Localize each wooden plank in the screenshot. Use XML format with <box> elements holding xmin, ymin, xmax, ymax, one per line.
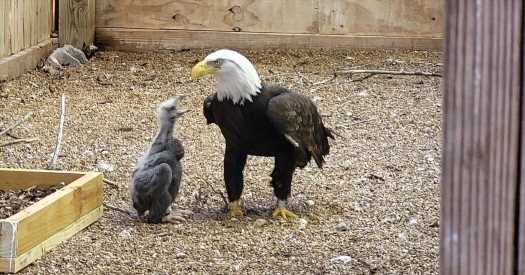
<box><xmin>59</xmin><ymin>0</ymin><xmax>96</xmax><ymax>49</ymax></box>
<box><xmin>0</xmin><ymin>220</ymin><xmax>16</xmax><ymax>262</ymax></box>
<box><xmin>0</xmin><ymin>39</ymin><xmax>53</xmax><ymax>82</ymax></box>
<box><xmin>0</xmin><ymin>1</ymin><xmax>5</xmax><ymax>58</ymax></box>
<box><xmin>10</xmin><ymin>172</ymin><xmax>102</xmax><ymax>256</ymax></box>
<box><xmin>0</xmin><ymin>168</ymin><xmax>85</xmax><ymax>190</ymax></box>
<box><xmin>95</xmin><ymin>28</ymin><xmax>443</xmax><ymax>51</ymax></box>
<box><xmin>319</xmin><ymin>0</ymin><xmax>443</xmax><ymax>37</ymax></box>
<box><xmin>441</xmin><ymin>0</ymin><xmax>523</xmax><ymax>274</ymax></box>
<box><xmin>96</xmin><ymin>0</ymin><xmax>319</xmax><ymax>34</ymax></box>
<box><xmin>9</xmin><ymin>206</ymin><xmax>103</xmax><ymax>273</ymax></box>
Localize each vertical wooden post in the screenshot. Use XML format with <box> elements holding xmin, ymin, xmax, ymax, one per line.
<box><xmin>442</xmin><ymin>0</ymin><xmax>523</xmax><ymax>274</ymax></box>
<box><xmin>58</xmin><ymin>0</ymin><xmax>95</xmax><ymax>50</ymax></box>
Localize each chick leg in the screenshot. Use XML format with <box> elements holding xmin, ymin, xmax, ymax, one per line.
<box><xmin>224</xmin><ymin>147</ymin><xmax>247</xmax><ymax>218</ymax></box>
<box><xmin>271</xmin><ymin>152</ymin><xmax>298</xmax><ymax>220</ymax></box>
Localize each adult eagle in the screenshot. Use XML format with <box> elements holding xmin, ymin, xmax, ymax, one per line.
<box><xmin>191</xmin><ymin>49</ymin><xmax>334</xmax><ymax>219</ymax></box>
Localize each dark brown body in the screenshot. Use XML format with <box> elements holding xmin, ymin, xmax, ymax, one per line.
<box><xmin>203</xmin><ymin>85</ymin><xmax>334</xmax><ymax>202</ymax></box>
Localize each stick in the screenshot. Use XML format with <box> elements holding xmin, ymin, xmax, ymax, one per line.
<box><xmin>103</xmin><ymin>202</ymin><xmax>133</xmax><ymax>216</ymax></box>
<box><xmin>337</xmin><ymin>69</ymin><xmax>442</xmax><ymax>77</ymax></box>
<box><xmin>312</xmin><ymin>73</ymin><xmax>337</xmax><ymax>86</ymax></box>
<box><xmin>0</xmin><ymin>138</ymin><xmax>38</xmax><ymax>147</ymax></box>
<box><xmin>48</xmin><ymin>95</ymin><xmax>66</xmax><ymax>170</ymax></box>
<box><xmin>351</xmin><ymin>118</ymin><xmax>379</xmax><ymax>126</ymax></box>
<box><xmin>0</xmin><ymin>112</ymin><xmax>33</xmax><ymax>137</ymax></box>
<box><xmin>103</xmin><ymin>178</ymin><xmax>119</xmax><ymax>189</ymax></box>
<box><xmin>184</xmin><ymin>171</ymin><xmax>228</xmax><ymax>209</ymax></box>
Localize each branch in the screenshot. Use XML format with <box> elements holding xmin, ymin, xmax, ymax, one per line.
<box><xmin>103</xmin><ymin>178</ymin><xmax>120</xmax><ymax>189</ymax></box>
<box><xmin>48</xmin><ymin>95</ymin><xmax>66</xmax><ymax>170</ymax></box>
<box><xmin>0</xmin><ymin>112</ymin><xmax>33</xmax><ymax>137</ymax></box>
<box><xmin>0</xmin><ymin>138</ymin><xmax>38</xmax><ymax>147</ymax></box>
<box><xmin>184</xmin><ymin>171</ymin><xmax>228</xmax><ymax>210</ymax></box>
<box><xmin>103</xmin><ymin>202</ymin><xmax>133</xmax><ymax>216</ymax></box>
<box><xmin>337</xmin><ymin>69</ymin><xmax>442</xmax><ymax>77</ymax></box>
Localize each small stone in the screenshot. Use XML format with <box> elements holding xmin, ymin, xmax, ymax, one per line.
<box><xmin>305</xmin><ymin>200</ymin><xmax>315</xmax><ymax>207</ymax></box>
<box><xmin>254</xmin><ymin>218</ymin><xmax>267</xmax><ymax>227</ymax></box>
<box><xmin>298</xmin><ymin>218</ymin><xmax>308</xmax><ymax>230</ymax></box>
<box><xmin>175</xmin><ymin>252</ymin><xmax>186</xmax><ymax>259</ymax></box>
<box><xmin>409</xmin><ymin>217</ymin><xmax>418</xmax><ymax>225</ymax></box>
<box><xmin>230</xmin><ymin>217</ymin><xmax>239</xmax><ymax>222</ymax></box>
<box><xmin>357</xmin><ymin>91</ymin><xmax>368</xmax><ymax>97</ymax></box>
<box><xmin>330</xmin><ymin>255</ymin><xmax>352</xmax><ymax>264</ymax></box>
<box><xmin>399</xmin><ymin>232</ymin><xmax>408</xmax><ymax>241</ymax></box>
<box><xmin>118</xmin><ymin>229</ymin><xmax>132</xmax><ymax>239</ymax></box>
<box><xmin>335</xmin><ymin>222</ymin><xmax>349</xmax><ymax>232</ymax></box>
<box><xmin>96</xmin><ymin>160</ymin><xmax>114</xmax><ymax>172</ymax></box>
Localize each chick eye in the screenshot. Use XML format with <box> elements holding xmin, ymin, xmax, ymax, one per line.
<box><xmin>215</xmin><ymin>59</ymin><xmax>223</xmax><ymax>66</ymax></box>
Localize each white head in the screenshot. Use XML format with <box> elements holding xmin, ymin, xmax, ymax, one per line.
<box><xmin>191</xmin><ymin>49</ymin><xmax>262</xmax><ymax>104</ymax></box>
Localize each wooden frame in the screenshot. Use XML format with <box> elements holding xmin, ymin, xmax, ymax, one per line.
<box><xmin>0</xmin><ymin>168</ymin><xmax>104</xmax><ymax>273</ymax></box>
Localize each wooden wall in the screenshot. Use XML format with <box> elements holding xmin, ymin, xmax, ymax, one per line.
<box><xmin>95</xmin><ymin>0</ymin><xmax>444</xmax><ymax>51</ymax></box>
<box><xmin>0</xmin><ymin>0</ymin><xmax>52</xmax><ymax>58</ymax></box>
<box><xmin>441</xmin><ymin>0</ymin><xmax>524</xmax><ymax>274</ymax></box>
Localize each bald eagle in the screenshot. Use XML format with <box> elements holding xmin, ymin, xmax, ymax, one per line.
<box><xmin>191</xmin><ymin>49</ymin><xmax>334</xmax><ymax>219</ymax></box>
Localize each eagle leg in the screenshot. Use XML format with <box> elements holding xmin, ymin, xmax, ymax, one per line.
<box><xmin>228</xmin><ymin>200</ymin><xmax>243</xmax><ymax>218</ymax></box>
<box><xmin>273</xmin><ymin>205</ymin><xmax>298</xmax><ymax>220</ymax></box>
<box><xmin>271</xmin><ymin>153</ymin><xmax>298</xmax><ymax>220</ymax></box>
<box><xmin>224</xmin><ymin>147</ymin><xmax>247</xmax><ymax>218</ymax></box>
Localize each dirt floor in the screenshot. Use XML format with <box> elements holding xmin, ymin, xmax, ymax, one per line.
<box><xmin>0</xmin><ymin>183</ymin><xmax>64</xmax><ymax>219</ymax></box>
<box><xmin>0</xmin><ymin>48</ymin><xmax>442</xmax><ymax>274</ymax></box>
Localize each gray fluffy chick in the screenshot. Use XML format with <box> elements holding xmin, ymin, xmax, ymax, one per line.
<box><xmin>129</xmin><ymin>96</ymin><xmax>188</xmax><ymax>223</ymax></box>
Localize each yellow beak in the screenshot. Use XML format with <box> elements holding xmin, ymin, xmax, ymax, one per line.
<box><xmin>191</xmin><ymin>61</ymin><xmax>215</xmax><ymax>79</ymax></box>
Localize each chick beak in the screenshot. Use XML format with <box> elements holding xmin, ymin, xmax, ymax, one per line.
<box><xmin>191</xmin><ymin>61</ymin><xmax>215</xmax><ymax>79</ymax></box>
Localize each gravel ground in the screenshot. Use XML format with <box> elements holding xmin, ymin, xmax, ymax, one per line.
<box><xmin>0</xmin><ymin>48</ymin><xmax>442</xmax><ymax>274</ymax></box>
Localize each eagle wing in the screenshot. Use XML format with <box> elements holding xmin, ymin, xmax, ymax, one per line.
<box><xmin>266</xmin><ymin>92</ymin><xmax>334</xmax><ymax>168</ymax></box>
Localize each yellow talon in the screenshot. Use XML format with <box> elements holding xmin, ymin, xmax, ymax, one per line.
<box><xmin>272</xmin><ymin>207</ymin><xmax>298</xmax><ymax>220</ymax></box>
<box><xmin>228</xmin><ymin>200</ymin><xmax>243</xmax><ymax>218</ymax></box>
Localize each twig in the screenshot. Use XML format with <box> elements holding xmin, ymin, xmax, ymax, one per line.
<box><xmin>351</xmin><ymin>118</ymin><xmax>379</xmax><ymax>126</ymax></box>
<box><xmin>0</xmin><ymin>112</ymin><xmax>33</xmax><ymax>137</ymax></box>
<box><xmin>103</xmin><ymin>178</ymin><xmax>120</xmax><ymax>189</ymax></box>
<box><xmin>103</xmin><ymin>202</ymin><xmax>133</xmax><ymax>216</ymax></box>
<box><xmin>184</xmin><ymin>171</ymin><xmax>228</xmax><ymax>209</ymax></box>
<box><xmin>338</xmin><ymin>69</ymin><xmax>442</xmax><ymax>77</ymax></box>
<box><xmin>48</xmin><ymin>95</ymin><xmax>66</xmax><ymax>170</ymax></box>
<box><xmin>312</xmin><ymin>73</ymin><xmax>337</xmax><ymax>86</ymax></box>
<box><xmin>0</xmin><ymin>138</ymin><xmax>38</xmax><ymax>147</ymax></box>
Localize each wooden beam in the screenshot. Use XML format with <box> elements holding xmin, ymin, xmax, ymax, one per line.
<box><xmin>0</xmin><ymin>39</ymin><xmax>53</xmax><ymax>82</ymax></box>
<box><xmin>0</xmin><ymin>168</ymin><xmax>85</xmax><ymax>190</ymax></box>
<box><xmin>95</xmin><ymin>28</ymin><xmax>443</xmax><ymax>51</ymax></box>
<box><xmin>59</xmin><ymin>0</ymin><xmax>95</xmax><ymax>50</ymax></box>
<box><xmin>441</xmin><ymin>0</ymin><xmax>523</xmax><ymax>274</ymax></box>
<box><xmin>8</xmin><ymin>172</ymin><xmax>103</xmax><ymax>256</ymax></box>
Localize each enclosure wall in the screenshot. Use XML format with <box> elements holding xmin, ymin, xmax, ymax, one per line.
<box><xmin>0</xmin><ymin>0</ymin><xmax>52</xmax><ymax>58</ymax></box>
<box><xmin>95</xmin><ymin>0</ymin><xmax>444</xmax><ymax>51</ymax></box>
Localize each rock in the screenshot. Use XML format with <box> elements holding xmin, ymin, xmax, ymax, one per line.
<box><xmin>399</xmin><ymin>232</ymin><xmax>408</xmax><ymax>241</ymax></box>
<box><xmin>305</xmin><ymin>200</ymin><xmax>315</xmax><ymax>207</ymax></box>
<box><xmin>254</xmin><ymin>218</ymin><xmax>267</xmax><ymax>227</ymax></box>
<box><xmin>330</xmin><ymin>255</ymin><xmax>352</xmax><ymax>264</ymax></box>
<box><xmin>96</xmin><ymin>160</ymin><xmax>114</xmax><ymax>172</ymax></box>
<box><xmin>175</xmin><ymin>252</ymin><xmax>186</xmax><ymax>259</ymax></box>
<box><xmin>44</xmin><ymin>45</ymin><xmax>88</xmax><ymax>70</ymax></box>
<box><xmin>335</xmin><ymin>221</ymin><xmax>350</xmax><ymax>232</ymax></box>
<box><xmin>357</xmin><ymin>91</ymin><xmax>369</xmax><ymax>97</ymax></box>
<box><xmin>118</xmin><ymin>229</ymin><xmax>132</xmax><ymax>239</ymax></box>
<box><xmin>409</xmin><ymin>217</ymin><xmax>418</xmax><ymax>225</ymax></box>
<box><xmin>297</xmin><ymin>218</ymin><xmax>308</xmax><ymax>230</ymax></box>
